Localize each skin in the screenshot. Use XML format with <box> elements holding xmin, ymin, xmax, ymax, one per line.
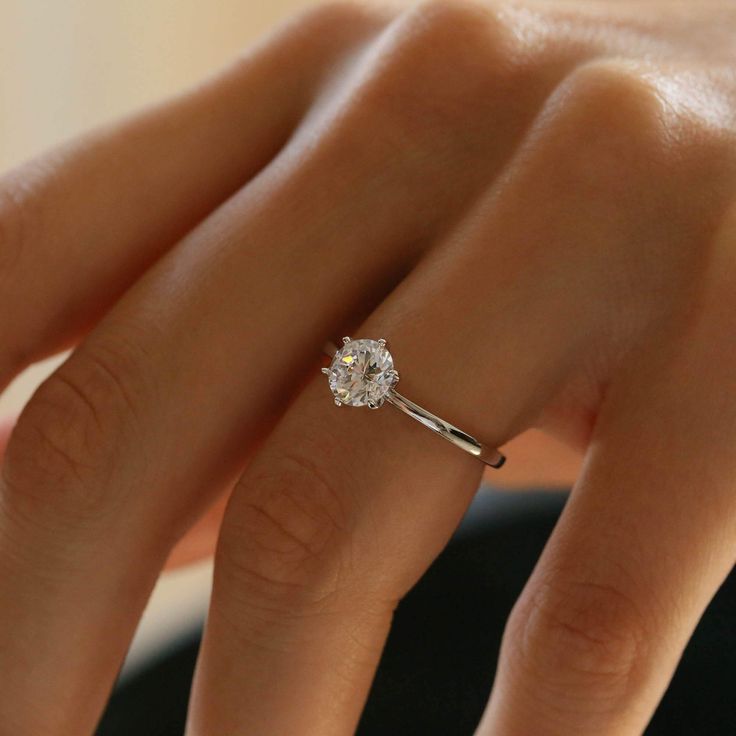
<box><xmin>0</xmin><ymin>0</ymin><xmax>735</xmax><ymax>733</ymax></box>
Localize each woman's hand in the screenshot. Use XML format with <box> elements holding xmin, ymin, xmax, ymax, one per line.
<box><xmin>1</xmin><ymin>1</ymin><xmax>735</xmax><ymax>733</ymax></box>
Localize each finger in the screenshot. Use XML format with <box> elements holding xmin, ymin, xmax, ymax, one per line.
<box><xmin>0</xmin><ymin>4</ymin><xmax>357</xmax><ymax>388</ymax></box>
<box><xmin>8</xmin><ymin>413</ymin><xmax>219</xmax><ymax>574</ymax></box>
<box><xmin>480</xmin><ymin>266</ymin><xmax>736</xmax><ymax>735</ymax></box>
<box><xmin>188</xmin><ymin>325</ymin><xmax>483</xmax><ymax>733</ymax></box>
<box><xmin>0</xmin><ymin>7</ymin><xmax>397</xmax><ymax>732</ymax></box>
<box><xmin>186</xmin><ymin>172</ymin><xmax>601</xmax><ymax>734</ymax></box>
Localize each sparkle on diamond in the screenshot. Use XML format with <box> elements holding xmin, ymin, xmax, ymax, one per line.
<box><xmin>328</xmin><ymin>338</ymin><xmax>397</xmax><ymax>407</ymax></box>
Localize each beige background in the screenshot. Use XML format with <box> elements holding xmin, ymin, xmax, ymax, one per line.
<box><xmin>0</xmin><ymin>0</ymin><xmax>317</xmax><ymax>168</ymax></box>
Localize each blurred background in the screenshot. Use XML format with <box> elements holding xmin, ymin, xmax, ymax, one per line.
<box><xmin>0</xmin><ymin>0</ymin><xmax>317</xmax><ymax>168</ymax></box>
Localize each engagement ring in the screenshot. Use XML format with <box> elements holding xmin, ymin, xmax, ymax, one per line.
<box><xmin>322</xmin><ymin>337</ymin><xmax>505</xmax><ymax>468</ymax></box>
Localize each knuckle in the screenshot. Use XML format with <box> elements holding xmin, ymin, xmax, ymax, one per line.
<box><xmin>389</xmin><ymin>0</ymin><xmax>515</xmax><ymax>90</ymax></box>
<box><xmin>2</xmin><ymin>341</ymin><xmax>139</xmax><ymax>522</ymax></box>
<box><xmin>277</xmin><ymin>1</ymin><xmax>389</xmax><ymax>63</ymax></box>
<box><xmin>504</xmin><ymin>573</ymin><xmax>650</xmax><ymax>708</ymax></box>
<box><xmin>566</xmin><ymin>60</ymin><xmax>663</xmax><ymax>120</ymax></box>
<box><xmin>402</xmin><ymin>0</ymin><xmax>499</xmax><ymax>36</ymax></box>
<box><xmin>339</xmin><ymin>1</ymin><xmax>518</xmax><ymax>141</ymax></box>
<box><xmin>537</xmin><ymin>58</ymin><xmax>736</xmax><ymax>267</ymax></box>
<box><xmin>216</xmin><ymin>449</ymin><xmax>351</xmax><ymax>615</ymax></box>
<box><xmin>294</xmin><ymin>0</ymin><xmax>381</xmax><ymax>31</ymax></box>
<box><xmin>550</xmin><ymin>59</ymin><xmax>721</xmax><ymax>178</ymax></box>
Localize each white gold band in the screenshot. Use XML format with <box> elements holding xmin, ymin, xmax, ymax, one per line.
<box><xmin>322</xmin><ymin>338</ymin><xmax>505</xmax><ymax>469</ymax></box>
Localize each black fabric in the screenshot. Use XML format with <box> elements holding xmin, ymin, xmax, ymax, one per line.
<box><xmin>97</xmin><ymin>489</ymin><xmax>736</xmax><ymax>735</ymax></box>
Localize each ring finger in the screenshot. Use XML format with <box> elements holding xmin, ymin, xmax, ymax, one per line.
<box><xmin>186</xmin><ymin>177</ymin><xmax>601</xmax><ymax>733</ymax></box>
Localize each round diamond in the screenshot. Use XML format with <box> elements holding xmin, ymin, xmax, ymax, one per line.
<box><xmin>328</xmin><ymin>338</ymin><xmax>398</xmax><ymax>407</ymax></box>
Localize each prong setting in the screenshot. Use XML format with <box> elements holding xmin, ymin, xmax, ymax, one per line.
<box><xmin>324</xmin><ymin>337</ymin><xmax>395</xmax><ymax>408</ymax></box>
<box><xmin>320</xmin><ymin>336</ymin><xmax>506</xmax><ymax>469</ymax></box>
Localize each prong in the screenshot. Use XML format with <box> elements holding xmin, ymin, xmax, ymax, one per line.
<box><xmin>321</xmin><ymin>367</ymin><xmax>331</xmax><ymax>375</ymax></box>
<box><xmin>342</xmin><ymin>336</ymin><xmax>351</xmax><ymax>345</ymax></box>
<box><xmin>377</xmin><ymin>338</ymin><xmax>387</xmax><ymax>348</ymax></box>
<box><xmin>389</xmin><ymin>369</ymin><xmax>400</xmax><ymax>383</ymax></box>
<box><xmin>367</xmin><ymin>399</ymin><xmax>384</xmax><ymax>410</ymax></box>
<box><xmin>334</xmin><ymin>398</ymin><xmax>342</xmax><ymax>407</ymax></box>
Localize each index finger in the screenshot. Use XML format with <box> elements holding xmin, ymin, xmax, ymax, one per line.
<box><xmin>0</xmin><ymin>5</ymin><xmax>352</xmax><ymax>387</ymax></box>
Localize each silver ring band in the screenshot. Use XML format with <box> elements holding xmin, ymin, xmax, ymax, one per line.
<box><xmin>322</xmin><ymin>338</ymin><xmax>505</xmax><ymax>469</ymax></box>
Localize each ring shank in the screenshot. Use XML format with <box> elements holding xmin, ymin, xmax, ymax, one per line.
<box><xmin>385</xmin><ymin>390</ymin><xmax>505</xmax><ymax>469</ymax></box>
<box><xmin>323</xmin><ymin>341</ymin><xmax>506</xmax><ymax>469</ymax></box>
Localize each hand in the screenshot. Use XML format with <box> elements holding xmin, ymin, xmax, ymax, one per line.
<box><xmin>1</xmin><ymin>1</ymin><xmax>735</xmax><ymax>733</ymax></box>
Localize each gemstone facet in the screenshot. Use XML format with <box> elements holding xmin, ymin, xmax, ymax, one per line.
<box><xmin>327</xmin><ymin>338</ymin><xmax>398</xmax><ymax>407</ymax></box>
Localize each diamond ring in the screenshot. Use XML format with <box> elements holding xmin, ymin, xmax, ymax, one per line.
<box><xmin>322</xmin><ymin>337</ymin><xmax>506</xmax><ymax>468</ymax></box>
